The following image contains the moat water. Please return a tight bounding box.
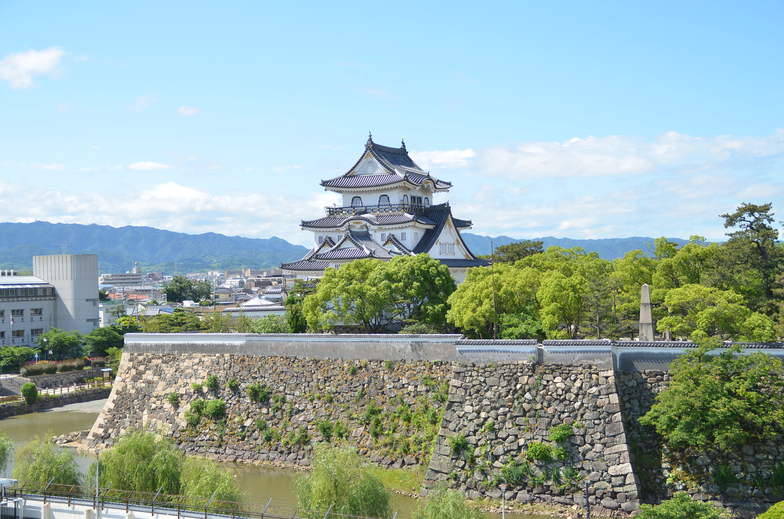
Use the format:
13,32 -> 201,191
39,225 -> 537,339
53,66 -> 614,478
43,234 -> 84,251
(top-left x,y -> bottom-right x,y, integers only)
0,403 -> 553,519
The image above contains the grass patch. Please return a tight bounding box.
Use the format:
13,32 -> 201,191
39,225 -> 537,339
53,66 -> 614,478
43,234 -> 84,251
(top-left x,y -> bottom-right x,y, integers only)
366,465 -> 425,494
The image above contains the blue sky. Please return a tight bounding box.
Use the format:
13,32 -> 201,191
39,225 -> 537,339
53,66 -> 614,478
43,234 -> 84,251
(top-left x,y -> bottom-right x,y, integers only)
1,1 -> 782,246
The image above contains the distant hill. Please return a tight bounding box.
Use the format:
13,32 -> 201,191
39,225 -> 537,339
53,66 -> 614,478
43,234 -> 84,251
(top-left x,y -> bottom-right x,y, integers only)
461,233 -> 690,260
0,221 -> 308,274
0,221 -> 692,274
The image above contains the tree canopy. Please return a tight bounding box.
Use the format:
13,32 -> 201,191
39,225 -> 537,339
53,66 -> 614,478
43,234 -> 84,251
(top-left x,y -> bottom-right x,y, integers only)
36,328 -> 83,360
164,276 -> 212,303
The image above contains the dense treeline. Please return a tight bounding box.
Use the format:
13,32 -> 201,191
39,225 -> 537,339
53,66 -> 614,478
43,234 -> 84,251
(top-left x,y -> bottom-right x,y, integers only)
302,203 -> 784,341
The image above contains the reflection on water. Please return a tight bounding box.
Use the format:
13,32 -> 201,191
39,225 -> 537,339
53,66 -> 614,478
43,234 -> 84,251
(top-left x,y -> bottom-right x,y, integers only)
0,409 -> 554,519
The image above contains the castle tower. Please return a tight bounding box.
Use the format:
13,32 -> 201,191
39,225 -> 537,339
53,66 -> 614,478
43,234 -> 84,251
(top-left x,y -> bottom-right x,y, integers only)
281,136 -> 488,283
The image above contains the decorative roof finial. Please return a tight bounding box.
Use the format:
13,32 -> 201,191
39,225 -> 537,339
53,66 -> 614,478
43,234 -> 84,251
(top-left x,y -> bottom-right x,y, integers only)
401,139 -> 406,151
366,131 -> 373,147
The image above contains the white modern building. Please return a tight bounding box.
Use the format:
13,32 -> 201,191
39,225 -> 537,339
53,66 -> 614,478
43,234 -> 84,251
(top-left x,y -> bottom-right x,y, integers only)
281,135 -> 488,283
0,254 -> 99,347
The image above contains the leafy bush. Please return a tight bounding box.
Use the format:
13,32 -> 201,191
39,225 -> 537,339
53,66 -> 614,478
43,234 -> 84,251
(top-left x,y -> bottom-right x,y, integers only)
250,315 -> 289,333
637,492 -> 726,519
525,441 -> 553,462
640,343 -> 784,460
227,379 -> 239,392
190,398 -> 206,415
295,446 -> 391,519
181,457 -> 241,511
290,427 -> 310,446
548,424 -> 574,444
90,431 -> 182,494
449,434 -> 469,456
412,487 -> 483,519
185,411 -> 200,427
13,436 -> 82,490
317,421 -> 334,442
205,375 -> 219,392
246,383 -> 271,403
0,433 -> 12,472
166,393 -> 180,408
191,382 -> 203,392
21,382 -> 38,405
20,361 -> 57,376
501,460 -> 532,486
399,322 -> 444,335
758,502 -> 784,519
348,365 -> 358,376
204,399 -> 226,420
0,347 -> 35,373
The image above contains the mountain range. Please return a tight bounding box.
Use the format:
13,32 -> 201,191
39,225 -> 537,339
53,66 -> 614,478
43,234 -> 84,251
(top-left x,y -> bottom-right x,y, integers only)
0,221 -> 688,274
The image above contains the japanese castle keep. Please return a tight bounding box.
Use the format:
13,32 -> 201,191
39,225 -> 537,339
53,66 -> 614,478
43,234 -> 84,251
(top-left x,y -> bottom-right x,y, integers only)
281,135 -> 488,283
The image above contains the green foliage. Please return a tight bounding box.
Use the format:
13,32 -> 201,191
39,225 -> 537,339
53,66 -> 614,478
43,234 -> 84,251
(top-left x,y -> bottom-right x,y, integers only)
347,365 -> 358,376
250,315 -> 289,333
166,392 -> 180,407
637,492 -> 726,519
106,346 -> 123,374
180,457 -> 241,509
164,276 -> 212,303
190,398 -> 206,415
317,421 -> 334,442
140,308 -> 203,333
399,322 -> 445,334
411,486 -> 483,519
20,382 -> 38,405
191,382 -> 203,392
448,434 -> 474,463
13,436 -> 82,489
36,328 -> 83,360
501,460 -> 532,486
303,255 -> 455,332
285,280 -> 316,333
525,441 -> 553,462
114,315 -> 142,334
0,346 -> 36,373
758,502 -> 784,519
227,378 -> 239,392
203,399 -> 226,420
548,424 -> 574,444
295,446 -> 391,519
640,342 -> 784,460
246,383 -> 271,403
487,240 -> 544,264
205,374 -> 219,392
0,433 -> 12,473
84,327 -> 123,357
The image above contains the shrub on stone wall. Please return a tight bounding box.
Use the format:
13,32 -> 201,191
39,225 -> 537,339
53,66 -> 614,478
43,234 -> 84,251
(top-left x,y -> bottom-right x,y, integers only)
637,492 -> 726,519
758,502 -> 784,519
21,382 -> 38,405
205,375 -> 219,392
204,399 -> 226,420
166,393 -> 180,408
246,383 -> 270,403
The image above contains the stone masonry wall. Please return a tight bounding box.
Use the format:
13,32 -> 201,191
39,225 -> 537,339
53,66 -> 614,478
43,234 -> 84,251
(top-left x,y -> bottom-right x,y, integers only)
88,352 -> 452,468
424,362 -> 640,515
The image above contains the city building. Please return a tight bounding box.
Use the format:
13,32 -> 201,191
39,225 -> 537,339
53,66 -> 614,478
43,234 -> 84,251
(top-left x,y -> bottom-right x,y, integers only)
281,135 -> 488,283
0,254 -> 99,347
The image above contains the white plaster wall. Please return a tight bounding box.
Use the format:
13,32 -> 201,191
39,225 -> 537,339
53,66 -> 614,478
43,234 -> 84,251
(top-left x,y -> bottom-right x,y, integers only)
33,254 -> 99,335
0,298 -> 55,346
429,219 -> 472,259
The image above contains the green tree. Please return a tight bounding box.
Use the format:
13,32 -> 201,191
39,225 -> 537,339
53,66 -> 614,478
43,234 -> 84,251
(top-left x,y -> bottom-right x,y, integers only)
657,284 -> 775,341
637,492 -> 726,519
412,487 -> 483,519
758,502 -> 784,519
140,309 -> 203,333
640,341 -> 784,461
84,327 -> 124,356
285,280 -> 316,333
181,457 -> 241,508
488,240 -> 543,263
202,310 -> 233,332
374,254 -> 455,329
114,315 -> 142,334
446,264 -> 539,338
0,346 -> 35,373
13,436 -> 82,489
538,270 -> 589,339
21,382 -> 37,405
251,315 -> 289,333
303,259 -> 394,332
720,202 -> 782,310
90,431 -> 183,495
654,237 -> 679,260
165,276 -> 213,303
0,433 -> 12,473
36,328 -> 83,360
295,446 -> 391,519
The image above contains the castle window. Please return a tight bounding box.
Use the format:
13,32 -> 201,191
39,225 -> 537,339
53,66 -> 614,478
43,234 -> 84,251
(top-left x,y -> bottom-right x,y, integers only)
378,194 -> 390,206
403,194 -> 409,205
424,197 -> 430,207
381,233 -> 387,241
401,232 -> 407,241
351,196 -> 363,207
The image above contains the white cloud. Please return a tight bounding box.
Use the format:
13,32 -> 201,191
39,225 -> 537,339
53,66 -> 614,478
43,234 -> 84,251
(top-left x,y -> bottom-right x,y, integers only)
127,161 -> 170,171
177,105 -> 200,116
0,47 -> 64,89
411,149 -> 476,169
477,130 -> 784,179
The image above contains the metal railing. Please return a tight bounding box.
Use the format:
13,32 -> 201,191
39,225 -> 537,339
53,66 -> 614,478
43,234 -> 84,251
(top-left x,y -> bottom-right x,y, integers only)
5,485 -> 390,519
326,203 -> 428,217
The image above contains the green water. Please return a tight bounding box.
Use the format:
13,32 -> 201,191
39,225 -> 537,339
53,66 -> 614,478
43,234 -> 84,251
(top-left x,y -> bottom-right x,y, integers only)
0,406 -> 555,519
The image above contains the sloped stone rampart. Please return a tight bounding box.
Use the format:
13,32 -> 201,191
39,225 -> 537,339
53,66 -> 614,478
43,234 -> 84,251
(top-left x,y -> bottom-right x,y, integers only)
424,363 -> 640,515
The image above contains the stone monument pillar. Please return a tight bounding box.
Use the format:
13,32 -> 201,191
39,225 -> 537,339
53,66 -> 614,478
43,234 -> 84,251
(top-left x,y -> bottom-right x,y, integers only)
639,283 -> 654,341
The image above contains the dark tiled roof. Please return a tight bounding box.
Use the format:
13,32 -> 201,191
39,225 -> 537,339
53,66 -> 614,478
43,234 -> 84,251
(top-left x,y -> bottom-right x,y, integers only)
280,259 -> 331,271
322,174 -> 402,189
302,213 -> 435,229
371,141 -> 419,169
316,248 -> 374,260
452,217 -> 472,228
383,234 -> 412,255
438,258 -> 490,267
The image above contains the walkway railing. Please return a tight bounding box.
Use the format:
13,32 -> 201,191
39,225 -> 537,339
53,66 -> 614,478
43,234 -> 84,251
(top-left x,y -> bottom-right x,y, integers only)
5,485 -> 390,519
